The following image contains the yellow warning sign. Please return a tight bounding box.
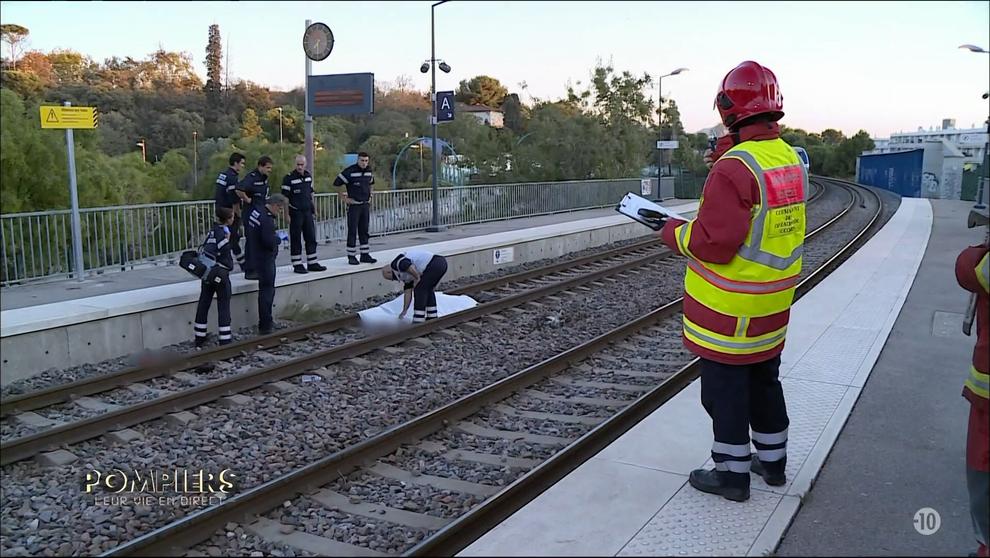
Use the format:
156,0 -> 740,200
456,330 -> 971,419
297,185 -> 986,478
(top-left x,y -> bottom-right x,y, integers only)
39,106 -> 98,129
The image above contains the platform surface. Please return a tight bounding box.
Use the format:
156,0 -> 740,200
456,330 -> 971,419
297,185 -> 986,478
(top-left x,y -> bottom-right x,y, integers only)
1,203 -> 698,337
460,198 -> 973,557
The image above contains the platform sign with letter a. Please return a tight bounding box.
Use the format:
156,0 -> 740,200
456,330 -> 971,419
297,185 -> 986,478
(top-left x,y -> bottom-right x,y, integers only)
437,91 -> 455,122
39,105 -> 98,129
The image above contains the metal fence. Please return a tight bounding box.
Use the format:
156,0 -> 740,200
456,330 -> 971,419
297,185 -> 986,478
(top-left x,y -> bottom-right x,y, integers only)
1,178 -> 645,286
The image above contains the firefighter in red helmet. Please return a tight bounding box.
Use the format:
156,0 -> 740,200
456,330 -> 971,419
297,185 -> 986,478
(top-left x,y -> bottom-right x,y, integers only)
656,61 -> 807,502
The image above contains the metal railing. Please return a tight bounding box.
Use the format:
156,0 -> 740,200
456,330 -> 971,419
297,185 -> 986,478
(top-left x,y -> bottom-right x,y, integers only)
1,178 -> 643,287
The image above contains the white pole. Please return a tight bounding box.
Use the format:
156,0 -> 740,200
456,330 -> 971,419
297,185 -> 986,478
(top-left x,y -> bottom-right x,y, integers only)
64,101 -> 85,281
304,19 -> 314,176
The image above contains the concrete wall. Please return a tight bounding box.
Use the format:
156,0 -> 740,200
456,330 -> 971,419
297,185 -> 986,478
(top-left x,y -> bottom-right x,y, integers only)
0,220 -> 652,385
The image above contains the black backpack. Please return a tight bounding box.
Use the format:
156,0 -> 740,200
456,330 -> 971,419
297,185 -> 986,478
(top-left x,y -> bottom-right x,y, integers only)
178,233 -> 222,280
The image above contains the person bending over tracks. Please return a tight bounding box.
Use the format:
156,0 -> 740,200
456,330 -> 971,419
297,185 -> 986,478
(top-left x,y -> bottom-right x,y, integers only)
381,250 -> 448,323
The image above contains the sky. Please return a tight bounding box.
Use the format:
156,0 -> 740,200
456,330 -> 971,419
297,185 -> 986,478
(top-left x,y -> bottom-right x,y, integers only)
1,0 -> 988,138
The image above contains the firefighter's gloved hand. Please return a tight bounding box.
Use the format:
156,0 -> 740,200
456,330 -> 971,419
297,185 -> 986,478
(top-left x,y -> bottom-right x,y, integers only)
277,230 -> 289,243
637,208 -> 668,231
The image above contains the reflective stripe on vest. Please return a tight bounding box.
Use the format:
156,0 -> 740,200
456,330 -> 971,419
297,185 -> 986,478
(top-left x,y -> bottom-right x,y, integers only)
966,364 -> 989,400
675,138 -> 806,356
977,252 -> 989,293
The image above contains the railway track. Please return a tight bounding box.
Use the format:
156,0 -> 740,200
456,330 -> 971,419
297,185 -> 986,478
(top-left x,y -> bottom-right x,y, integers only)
95,177 -> 883,557
1,238 -> 684,464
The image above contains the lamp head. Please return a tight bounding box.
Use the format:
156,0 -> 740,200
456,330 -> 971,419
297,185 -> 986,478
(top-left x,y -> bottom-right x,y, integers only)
420,62 -> 430,74
670,67 -> 689,75
439,61 -> 451,73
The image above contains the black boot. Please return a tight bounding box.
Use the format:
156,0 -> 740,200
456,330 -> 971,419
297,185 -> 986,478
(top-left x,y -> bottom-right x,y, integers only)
360,253 -> 377,264
347,255 -> 359,265
308,262 -> 327,272
750,455 -> 786,486
194,336 -> 209,349
688,468 -> 750,502
244,270 -> 259,280
293,264 -> 308,274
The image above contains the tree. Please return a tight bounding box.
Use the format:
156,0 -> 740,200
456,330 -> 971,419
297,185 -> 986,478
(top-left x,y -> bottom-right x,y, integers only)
501,93 -> 527,133
1,24 -> 29,69
47,49 -> 91,84
146,49 -> 201,90
239,107 -> 264,139
455,75 -> 508,108
820,128 -> 845,146
204,25 -> 223,110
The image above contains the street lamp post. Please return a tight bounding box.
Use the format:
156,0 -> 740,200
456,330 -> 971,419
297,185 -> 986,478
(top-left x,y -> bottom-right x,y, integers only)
277,106 -> 284,160
411,143 -> 424,182
959,44 -> 989,208
657,67 -> 688,178
424,0 -> 450,232
192,131 -> 198,187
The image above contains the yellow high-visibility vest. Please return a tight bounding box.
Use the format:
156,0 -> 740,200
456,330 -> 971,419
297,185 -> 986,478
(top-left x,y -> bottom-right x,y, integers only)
674,138 -> 807,356
965,251 -> 989,400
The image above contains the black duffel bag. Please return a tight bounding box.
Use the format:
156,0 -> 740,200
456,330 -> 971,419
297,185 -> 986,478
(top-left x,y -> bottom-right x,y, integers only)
179,250 -> 208,279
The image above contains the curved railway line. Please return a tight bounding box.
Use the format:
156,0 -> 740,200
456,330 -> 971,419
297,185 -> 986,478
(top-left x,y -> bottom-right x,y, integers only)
72,177 -> 889,557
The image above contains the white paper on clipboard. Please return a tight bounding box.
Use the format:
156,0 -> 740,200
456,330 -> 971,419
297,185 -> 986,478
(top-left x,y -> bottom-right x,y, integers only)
615,192 -> 687,230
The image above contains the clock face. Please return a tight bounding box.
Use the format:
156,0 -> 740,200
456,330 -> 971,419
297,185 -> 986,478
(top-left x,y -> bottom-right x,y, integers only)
303,23 -> 334,61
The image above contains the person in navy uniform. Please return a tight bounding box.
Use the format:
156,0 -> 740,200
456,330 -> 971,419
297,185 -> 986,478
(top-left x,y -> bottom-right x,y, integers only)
381,249 -> 448,322
282,154 -> 326,274
214,152 -> 247,272
236,155 -> 274,280
194,206 -> 235,347
246,194 -> 287,335
333,151 -> 377,265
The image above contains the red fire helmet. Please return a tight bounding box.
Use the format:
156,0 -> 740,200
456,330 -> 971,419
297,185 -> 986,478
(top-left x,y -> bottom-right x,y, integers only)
714,61 -> 784,129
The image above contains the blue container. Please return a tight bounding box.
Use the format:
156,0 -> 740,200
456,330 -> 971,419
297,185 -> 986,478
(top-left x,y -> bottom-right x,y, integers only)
857,150 -> 923,197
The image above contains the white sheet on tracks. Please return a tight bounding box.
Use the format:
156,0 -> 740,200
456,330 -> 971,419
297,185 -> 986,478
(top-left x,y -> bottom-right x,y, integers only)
357,292 -> 478,327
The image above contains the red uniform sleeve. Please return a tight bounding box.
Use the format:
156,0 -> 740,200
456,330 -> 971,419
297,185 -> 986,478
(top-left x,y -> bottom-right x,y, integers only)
957,245 -> 989,294
679,159 -> 756,265
660,218 -> 688,254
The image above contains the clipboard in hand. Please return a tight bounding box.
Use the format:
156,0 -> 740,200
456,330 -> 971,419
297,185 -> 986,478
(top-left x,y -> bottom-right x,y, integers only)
615,192 -> 686,231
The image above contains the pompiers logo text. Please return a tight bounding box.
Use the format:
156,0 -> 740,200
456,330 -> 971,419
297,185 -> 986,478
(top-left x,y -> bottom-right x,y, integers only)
84,468 -> 237,495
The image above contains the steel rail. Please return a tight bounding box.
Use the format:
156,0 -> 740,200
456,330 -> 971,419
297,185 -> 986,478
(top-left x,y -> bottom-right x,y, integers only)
102,179 -> 880,557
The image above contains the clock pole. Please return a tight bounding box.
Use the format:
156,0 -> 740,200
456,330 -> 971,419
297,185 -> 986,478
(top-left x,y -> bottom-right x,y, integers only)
304,18 -> 314,176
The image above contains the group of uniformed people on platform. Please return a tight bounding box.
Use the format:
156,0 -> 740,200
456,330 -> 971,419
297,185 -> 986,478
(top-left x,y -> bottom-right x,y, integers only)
194,150 -> 448,344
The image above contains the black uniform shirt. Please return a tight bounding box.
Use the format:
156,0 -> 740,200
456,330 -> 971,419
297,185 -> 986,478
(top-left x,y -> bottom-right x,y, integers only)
214,167 -> 240,208
333,164 -> 375,203
246,206 -> 278,259
237,169 -> 270,206
281,170 -> 315,212
203,223 -> 234,269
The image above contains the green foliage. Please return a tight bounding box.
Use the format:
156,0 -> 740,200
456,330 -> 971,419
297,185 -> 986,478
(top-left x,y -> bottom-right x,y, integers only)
456,75 -> 509,108
239,108 -> 264,140
1,24 -> 30,69
1,35 -> 874,215
204,24 -> 223,110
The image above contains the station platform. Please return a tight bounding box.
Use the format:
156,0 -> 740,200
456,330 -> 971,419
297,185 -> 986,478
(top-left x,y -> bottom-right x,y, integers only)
0,202 -> 699,384
461,198 -> 984,556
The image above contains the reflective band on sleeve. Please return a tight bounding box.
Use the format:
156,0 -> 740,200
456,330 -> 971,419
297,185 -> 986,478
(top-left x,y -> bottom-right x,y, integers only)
977,253 -> 989,293
965,365 -> 989,399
